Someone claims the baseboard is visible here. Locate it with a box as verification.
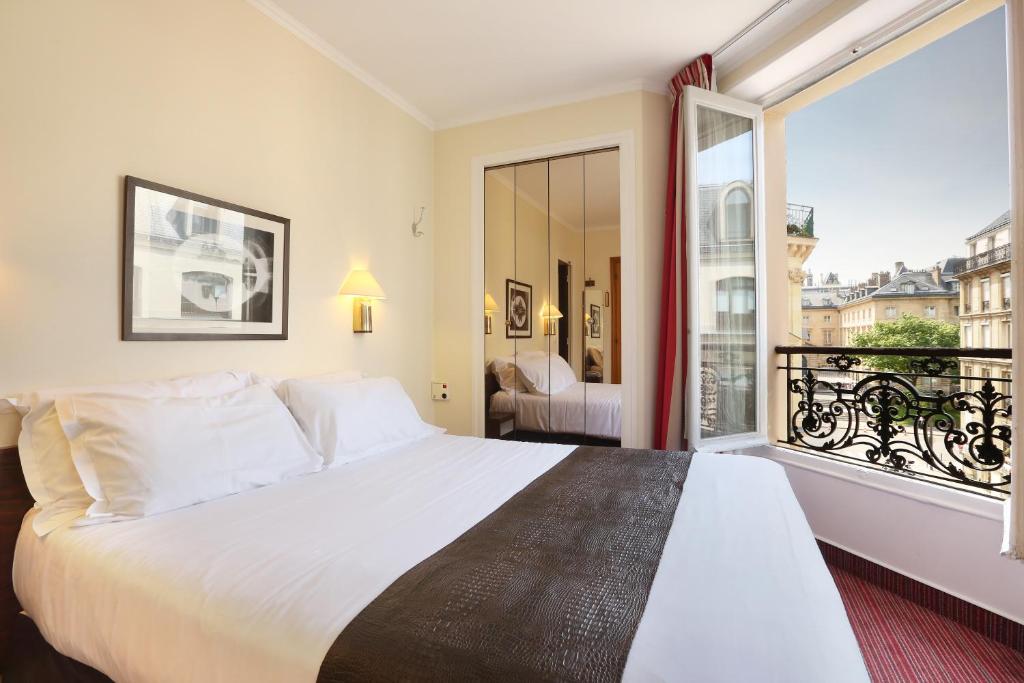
[819,540,1024,653]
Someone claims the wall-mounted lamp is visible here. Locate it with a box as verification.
[338,269,386,333]
[541,303,563,336]
[484,293,498,334]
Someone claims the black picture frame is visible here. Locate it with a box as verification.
[590,303,602,339]
[505,279,532,338]
[122,176,290,341]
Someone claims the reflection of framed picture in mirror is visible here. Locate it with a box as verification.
[590,304,602,338]
[122,176,289,340]
[505,278,532,338]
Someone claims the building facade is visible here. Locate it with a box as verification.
[956,211,1012,392]
[837,260,962,345]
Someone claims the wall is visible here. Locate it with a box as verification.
[0,0,435,445]
[433,90,670,445]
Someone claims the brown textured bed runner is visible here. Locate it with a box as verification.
[317,445,693,682]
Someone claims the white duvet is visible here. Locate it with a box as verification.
[490,382,622,439]
[14,435,867,682]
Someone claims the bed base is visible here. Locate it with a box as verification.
[0,446,33,668]
[501,429,621,448]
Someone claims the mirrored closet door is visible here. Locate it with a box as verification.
[483,149,621,446]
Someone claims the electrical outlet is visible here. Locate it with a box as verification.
[431,382,450,401]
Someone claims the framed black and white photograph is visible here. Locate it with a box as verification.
[505,279,532,338]
[590,304,602,339]
[122,176,289,340]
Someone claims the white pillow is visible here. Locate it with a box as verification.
[516,353,577,395]
[55,384,322,522]
[490,351,546,393]
[258,369,364,395]
[9,370,255,535]
[279,376,443,467]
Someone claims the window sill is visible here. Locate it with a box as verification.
[736,443,1004,523]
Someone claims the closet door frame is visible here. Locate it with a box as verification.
[471,131,638,446]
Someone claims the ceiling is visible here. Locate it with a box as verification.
[248,0,845,129]
[489,150,620,231]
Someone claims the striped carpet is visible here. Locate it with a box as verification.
[830,566,1024,682]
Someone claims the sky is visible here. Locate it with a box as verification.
[786,7,1010,286]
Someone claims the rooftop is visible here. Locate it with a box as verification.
[966,210,1011,242]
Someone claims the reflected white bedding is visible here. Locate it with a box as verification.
[14,435,866,683]
[489,382,621,439]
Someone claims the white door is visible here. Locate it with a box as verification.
[683,86,767,451]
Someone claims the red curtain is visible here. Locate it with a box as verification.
[654,54,713,450]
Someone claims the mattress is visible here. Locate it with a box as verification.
[489,381,622,439]
[14,435,867,682]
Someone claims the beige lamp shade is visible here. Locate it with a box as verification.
[338,270,386,299]
[484,293,498,312]
[540,303,563,319]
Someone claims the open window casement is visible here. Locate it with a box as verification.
[683,86,768,452]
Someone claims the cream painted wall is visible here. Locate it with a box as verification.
[433,91,670,445]
[0,0,435,445]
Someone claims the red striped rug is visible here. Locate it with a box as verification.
[830,566,1024,682]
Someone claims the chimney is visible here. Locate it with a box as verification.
[931,264,943,286]
[894,261,905,275]
[878,271,891,286]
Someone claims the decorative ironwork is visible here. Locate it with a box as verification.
[955,243,1011,274]
[909,356,959,377]
[700,365,719,433]
[777,346,1012,499]
[826,354,862,372]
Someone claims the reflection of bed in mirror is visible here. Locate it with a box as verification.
[485,366,621,446]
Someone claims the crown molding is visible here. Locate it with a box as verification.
[437,78,669,131]
[245,0,435,130]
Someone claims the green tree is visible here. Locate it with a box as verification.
[851,314,959,374]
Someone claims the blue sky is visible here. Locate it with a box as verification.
[787,7,1009,285]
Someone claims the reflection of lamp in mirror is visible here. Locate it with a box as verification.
[541,303,563,336]
[583,312,592,337]
[338,269,386,333]
[484,293,498,334]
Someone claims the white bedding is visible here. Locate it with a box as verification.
[489,382,622,439]
[14,435,867,683]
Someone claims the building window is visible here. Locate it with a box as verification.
[924,305,936,318]
[722,187,752,241]
[802,315,810,326]
[963,324,974,347]
[715,276,755,331]
[885,305,898,318]
[1003,321,1012,346]
[823,315,832,324]
[981,322,991,348]
[803,328,811,342]
[1002,273,1011,308]
[824,329,833,345]
[981,278,991,311]
[901,283,915,294]
[954,305,960,316]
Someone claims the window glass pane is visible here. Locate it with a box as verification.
[695,105,756,439]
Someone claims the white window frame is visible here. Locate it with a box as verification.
[683,86,766,452]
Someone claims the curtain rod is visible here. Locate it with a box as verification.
[712,0,794,58]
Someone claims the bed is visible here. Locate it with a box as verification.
[2,434,867,682]
[488,381,621,441]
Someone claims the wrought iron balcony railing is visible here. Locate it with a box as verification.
[786,203,815,238]
[956,243,1012,275]
[776,345,1012,499]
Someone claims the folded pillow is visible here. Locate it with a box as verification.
[9,370,255,535]
[55,384,322,522]
[490,351,546,393]
[516,353,577,395]
[279,376,443,467]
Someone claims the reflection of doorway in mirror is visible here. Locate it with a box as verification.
[557,260,571,364]
[610,256,621,384]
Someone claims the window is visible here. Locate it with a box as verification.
[981,322,991,348]
[1002,273,1011,308]
[687,90,762,448]
[981,278,991,311]
[803,328,811,341]
[885,305,898,318]
[722,187,752,241]
[963,281,972,312]
[901,283,915,294]
[823,329,833,344]
[1003,321,1012,346]
[963,324,974,347]
[823,315,832,323]
[924,305,936,318]
[801,315,810,326]
[954,305,960,316]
